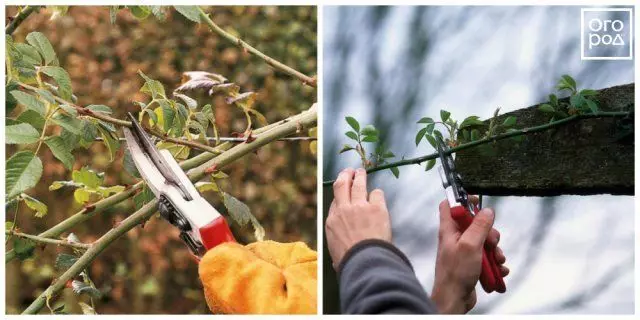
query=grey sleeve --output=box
[338,239,438,314]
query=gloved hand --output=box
[198,240,317,314]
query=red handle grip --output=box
[450,205,506,294]
[199,216,236,250]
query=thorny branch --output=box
[22,105,317,314]
[5,230,92,250]
[323,111,632,186]
[5,5,40,35]
[197,7,317,87]
[6,107,316,263]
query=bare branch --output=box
[5,5,40,35]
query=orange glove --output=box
[198,240,317,314]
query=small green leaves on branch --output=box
[538,74,601,122]
[341,116,398,177]
[49,167,125,205]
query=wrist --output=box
[431,280,466,314]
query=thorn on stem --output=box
[83,204,96,213]
[204,164,218,174]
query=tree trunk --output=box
[455,83,634,196]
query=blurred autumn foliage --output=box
[5,6,317,314]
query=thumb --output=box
[459,208,495,248]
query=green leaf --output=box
[49,180,76,191]
[470,129,480,141]
[128,6,151,19]
[462,129,470,141]
[549,94,558,106]
[159,104,175,133]
[360,125,378,137]
[97,185,125,197]
[425,134,437,148]
[6,151,43,199]
[137,70,166,99]
[72,167,103,189]
[432,130,444,142]
[502,116,517,127]
[45,136,75,170]
[25,32,57,65]
[345,131,358,140]
[71,281,103,299]
[345,116,360,132]
[538,104,555,113]
[425,123,435,134]
[440,110,451,122]
[86,104,113,114]
[425,159,436,171]
[415,127,427,146]
[55,253,78,271]
[222,192,265,241]
[11,90,46,116]
[362,135,378,143]
[459,116,485,129]
[73,188,92,204]
[16,110,45,132]
[560,74,577,91]
[570,94,585,109]
[580,89,598,97]
[6,82,19,114]
[195,181,219,193]
[173,6,202,23]
[417,117,434,124]
[123,148,141,178]
[339,144,354,154]
[585,99,599,113]
[144,108,159,127]
[21,193,48,218]
[133,186,155,210]
[390,167,400,178]
[97,125,120,162]
[40,66,72,100]
[15,43,42,65]
[6,123,40,144]
[13,237,36,261]
[174,93,197,110]
[52,113,82,134]
[59,104,77,117]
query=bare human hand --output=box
[325,168,392,270]
[431,197,509,314]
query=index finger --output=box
[333,168,355,205]
[438,199,458,236]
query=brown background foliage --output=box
[5,5,317,314]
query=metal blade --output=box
[125,113,193,201]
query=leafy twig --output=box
[323,111,631,186]
[197,7,316,87]
[6,107,315,263]
[17,82,222,155]
[21,105,317,314]
[5,5,40,35]
[5,230,92,250]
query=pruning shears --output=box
[123,113,235,259]
[436,136,506,294]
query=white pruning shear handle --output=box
[123,113,235,258]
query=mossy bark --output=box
[455,83,634,196]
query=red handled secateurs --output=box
[436,136,506,293]
[123,113,235,258]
